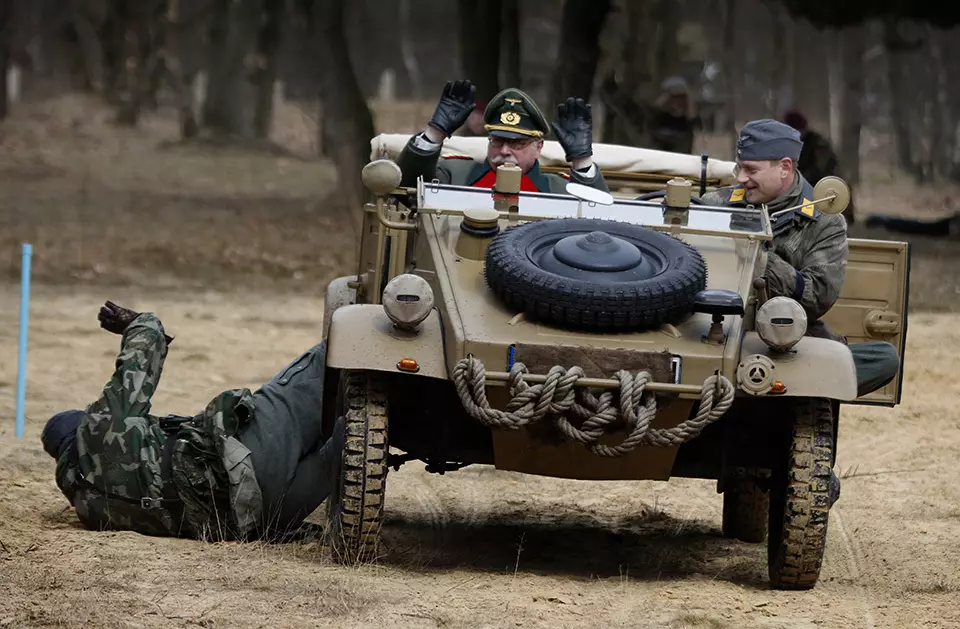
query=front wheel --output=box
[767,398,835,590]
[327,370,389,563]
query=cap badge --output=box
[500,111,521,125]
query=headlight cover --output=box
[756,296,807,351]
[382,274,434,330]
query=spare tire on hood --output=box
[484,218,707,331]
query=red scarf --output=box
[471,168,542,192]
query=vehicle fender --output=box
[325,304,449,380]
[738,332,857,401]
[322,275,357,339]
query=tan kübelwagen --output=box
[319,134,909,590]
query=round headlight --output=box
[756,296,807,351]
[382,274,434,330]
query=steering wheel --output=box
[635,190,705,205]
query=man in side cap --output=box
[701,119,900,400]
[396,79,608,193]
[41,301,345,542]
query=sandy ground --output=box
[1,94,960,628]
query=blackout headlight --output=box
[382,274,434,330]
[756,296,807,351]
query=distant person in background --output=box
[782,109,856,224]
[649,76,699,155]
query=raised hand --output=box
[551,97,594,162]
[427,79,477,138]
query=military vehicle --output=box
[319,134,909,590]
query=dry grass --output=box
[1,92,960,628]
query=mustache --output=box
[489,155,519,165]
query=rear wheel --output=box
[327,370,389,563]
[767,398,834,590]
[722,469,769,543]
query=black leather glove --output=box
[98,300,174,346]
[427,80,476,138]
[551,97,594,161]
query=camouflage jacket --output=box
[701,174,848,330]
[395,134,609,193]
[55,313,262,540]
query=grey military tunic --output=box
[395,134,610,193]
[701,174,899,397]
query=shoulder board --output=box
[442,155,474,160]
[712,185,748,207]
[558,172,571,180]
[796,197,821,221]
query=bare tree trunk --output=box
[102,1,125,99]
[500,0,521,88]
[316,0,375,221]
[928,26,951,180]
[253,0,282,139]
[164,0,199,138]
[69,0,107,93]
[653,0,680,88]
[782,7,796,112]
[839,25,865,187]
[398,0,422,99]
[551,0,610,105]
[142,1,168,110]
[825,28,842,145]
[721,0,739,146]
[766,1,786,117]
[115,0,156,126]
[203,0,260,138]
[883,20,916,176]
[0,0,9,121]
[458,0,501,102]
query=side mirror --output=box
[812,176,850,215]
[566,182,614,206]
[362,159,403,196]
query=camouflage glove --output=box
[551,97,594,161]
[98,301,174,346]
[428,80,476,138]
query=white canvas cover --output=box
[369,133,738,185]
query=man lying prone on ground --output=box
[41,301,343,542]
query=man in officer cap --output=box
[701,119,900,400]
[396,79,608,193]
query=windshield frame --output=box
[415,178,773,241]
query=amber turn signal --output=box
[397,358,420,373]
[770,381,787,394]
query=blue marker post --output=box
[15,243,33,439]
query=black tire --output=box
[767,398,834,590]
[327,371,389,564]
[722,469,770,543]
[484,218,707,330]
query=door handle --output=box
[864,309,901,337]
